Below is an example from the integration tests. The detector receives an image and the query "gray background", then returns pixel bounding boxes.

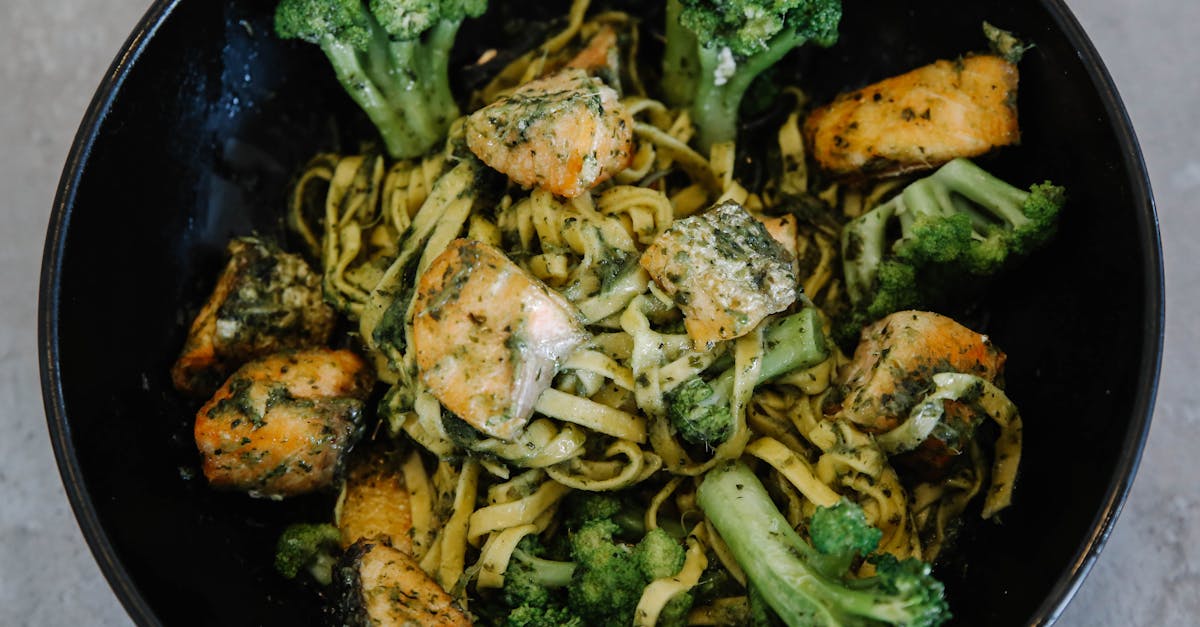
[1,0,1193,624]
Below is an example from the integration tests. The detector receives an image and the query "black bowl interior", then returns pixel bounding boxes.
[41,0,1162,625]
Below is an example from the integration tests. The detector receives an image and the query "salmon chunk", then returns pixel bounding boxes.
[466,68,634,198]
[836,310,1006,434]
[413,239,589,440]
[565,25,619,74]
[337,448,414,553]
[640,202,797,348]
[805,55,1020,179]
[756,213,800,276]
[172,237,334,397]
[193,348,373,498]
[338,540,471,627]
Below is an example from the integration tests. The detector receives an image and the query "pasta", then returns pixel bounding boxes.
[189,1,1033,624]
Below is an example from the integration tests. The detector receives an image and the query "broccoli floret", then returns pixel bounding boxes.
[565,491,623,523]
[274,523,341,585]
[274,0,485,158]
[662,0,842,151]
[667,306,829,447]
[697,461,950,626]
[634,528,687,580]
[503,544,576,606]
[634,528,694,627]
[561,490,646,539]
[567,520,652,627]
[504,605,585,627]
[808,499,883,577]
[490,535,580,625]
[500,514,692,626]
[838,157,1065,346]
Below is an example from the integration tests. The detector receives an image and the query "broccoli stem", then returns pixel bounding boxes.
[691,28,809,152]
[708,306,829,402]
[511,549,576,587]
[927,158,1032,229]
[668,307,829,446]
[841,203,895,305]
[661,0,699,108]
[381,18,463,152]
[422,20,465,132]
[838,157,1065,344]
[275,0,473,160]
[699,462,937,626]
[697,461,850,624]
[382,40,444,151]
[320,39,417,159]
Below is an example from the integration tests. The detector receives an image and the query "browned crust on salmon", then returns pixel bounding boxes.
[347,541,472,627]
[805,55,1020,180]
[193,348,373,498]
[466,69,633,198]
[837,310,1006,433]
[338,449,414,553]
[172,237,334,397]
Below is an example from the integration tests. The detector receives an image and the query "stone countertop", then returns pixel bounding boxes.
[1,0,1194,624]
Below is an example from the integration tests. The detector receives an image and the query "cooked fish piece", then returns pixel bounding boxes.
[805,55,1020,179]
[466,68,634,198]
[336,540,471,627]
[565,25,619,74]
[756,213,800,277]
[193,348,373,498]
[836,310,1006,434]
[640,201,797,349]
[172,237,334,397]
[338,448,413,553]
[413,239,589,440]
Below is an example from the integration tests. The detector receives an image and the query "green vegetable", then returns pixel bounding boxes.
[662,0,842,151]
[561,490,646,539]
[274,523,342,585]
[698,461,950,626]
[982,21,1033,64]
[838,157,1065,346]
[274,0,486,158]
[667,306,830,447]
[567,520,648,626]
[494,516,691,627]
[487,535,576,626]
[503,604,585,627]
[633,528,687,580]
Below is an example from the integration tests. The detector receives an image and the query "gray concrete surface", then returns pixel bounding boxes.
[0,0,1193,625]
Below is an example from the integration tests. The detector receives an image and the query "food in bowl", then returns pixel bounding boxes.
[56,0,1123,619]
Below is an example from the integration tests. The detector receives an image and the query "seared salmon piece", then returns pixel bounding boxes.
[805,55,1020,179]
[756,213,800,277]
[836,310,1006,434]
[413,239,588,440]
[640,202,797,349]
[565,25,619,74]
[193,348,373,498]
[172,237,334,397]
[337,540,471,627]
[338,448,413,553]
[466,68,634,198]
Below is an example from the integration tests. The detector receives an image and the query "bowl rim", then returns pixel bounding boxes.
[39,0,183,624]
[38,0,1164,625]
[1022,1,1163,624]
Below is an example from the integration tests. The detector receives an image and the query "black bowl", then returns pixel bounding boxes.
[40,0,1162,625]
